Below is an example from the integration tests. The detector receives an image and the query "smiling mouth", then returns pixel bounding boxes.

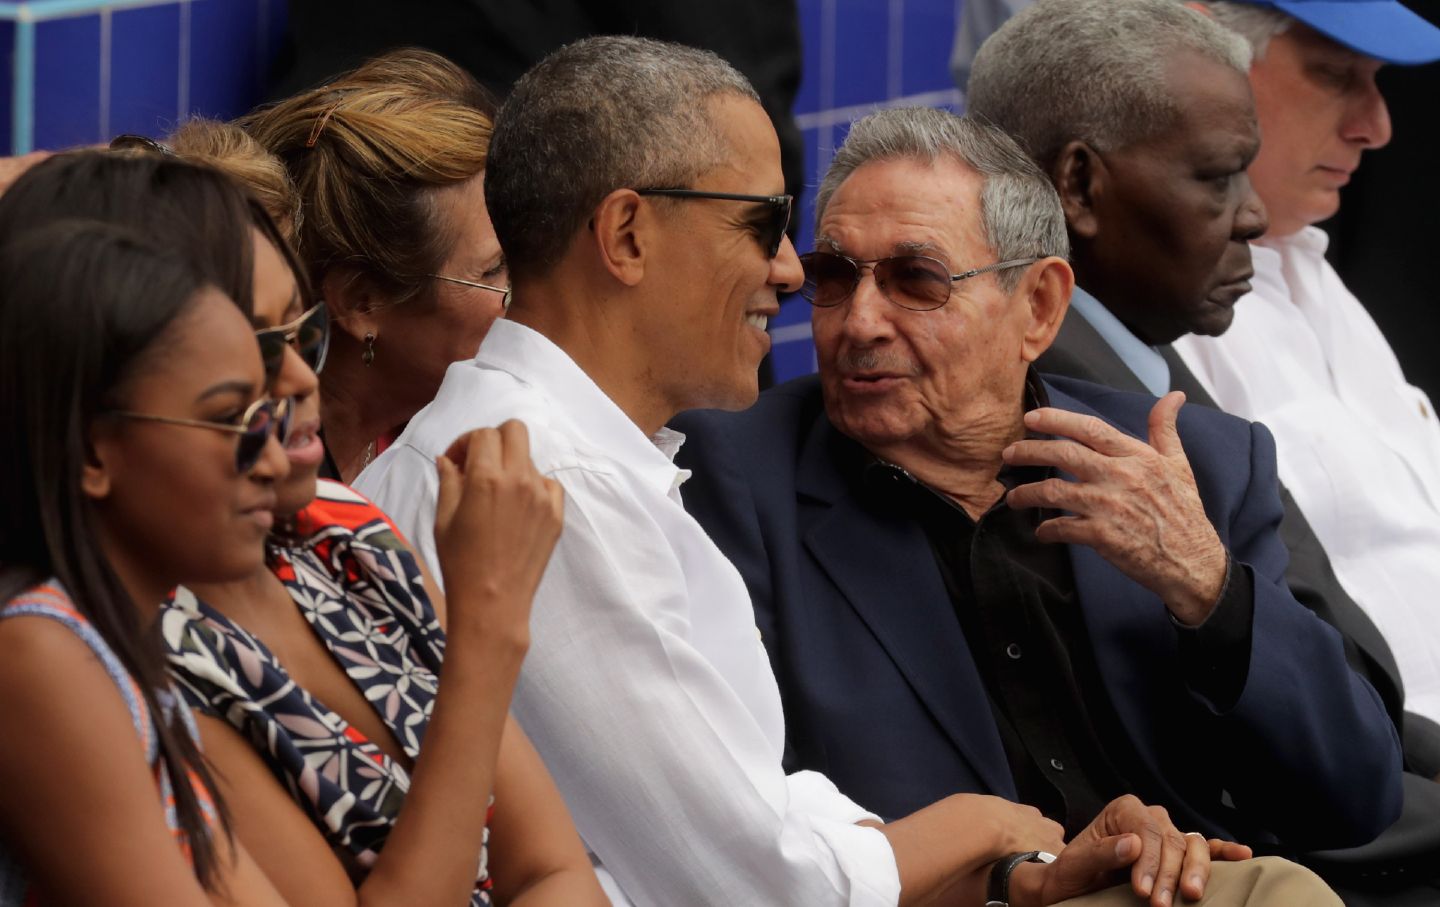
[285,419,321,451]
[746,313,769,331]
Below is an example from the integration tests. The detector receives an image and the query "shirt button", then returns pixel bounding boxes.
[1050,758,1065,772]
[1006,643,1023,660]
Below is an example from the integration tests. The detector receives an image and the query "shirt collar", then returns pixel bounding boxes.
[474,318,689,496]
[860,368,1053,501]
[1067,285,1171,397]
[1260,225,1329,258]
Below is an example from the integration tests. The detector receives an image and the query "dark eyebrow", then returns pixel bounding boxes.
[197,379,256,403]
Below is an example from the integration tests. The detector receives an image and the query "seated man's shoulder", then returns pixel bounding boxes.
[1044,374,1250,442]
[673,374,825,458]
[385,362,590,475]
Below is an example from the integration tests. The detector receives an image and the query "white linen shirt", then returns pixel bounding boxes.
[354,319,900,907]
[1174,227,1440,723]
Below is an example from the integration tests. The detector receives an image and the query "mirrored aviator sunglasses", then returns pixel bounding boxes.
[114,396,293,474]
[256,303,330,386]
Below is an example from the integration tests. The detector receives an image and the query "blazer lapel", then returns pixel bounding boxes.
[1046,384,1193,806]
[797,420,1017,798]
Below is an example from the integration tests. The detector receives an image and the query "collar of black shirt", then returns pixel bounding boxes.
[858,367,1056,521]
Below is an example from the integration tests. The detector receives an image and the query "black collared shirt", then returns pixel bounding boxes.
[857,374,1254,835]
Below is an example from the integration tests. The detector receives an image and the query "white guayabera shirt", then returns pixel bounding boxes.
[355,318,900,907]
[1175,226,1440,724]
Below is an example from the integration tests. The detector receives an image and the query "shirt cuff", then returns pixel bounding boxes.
[1171,555,1254,711]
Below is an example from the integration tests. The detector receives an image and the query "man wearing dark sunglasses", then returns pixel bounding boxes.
[674,102,1398,904]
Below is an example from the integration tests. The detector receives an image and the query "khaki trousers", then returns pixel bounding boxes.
[1056,857,1341,906]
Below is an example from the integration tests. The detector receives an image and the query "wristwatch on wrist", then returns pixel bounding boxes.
[984,850,1057,907]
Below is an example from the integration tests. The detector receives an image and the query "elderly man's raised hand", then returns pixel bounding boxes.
[1001,392,1229,625]
[1009,795,1252,907]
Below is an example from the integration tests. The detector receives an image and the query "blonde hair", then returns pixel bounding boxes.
[243,48,496,310]
[166,118,303,243]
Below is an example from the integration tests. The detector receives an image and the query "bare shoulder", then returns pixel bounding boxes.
[0,610,149,763]
[0,610,125,704]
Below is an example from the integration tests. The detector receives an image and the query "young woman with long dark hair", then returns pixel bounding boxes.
[0,217,293,905]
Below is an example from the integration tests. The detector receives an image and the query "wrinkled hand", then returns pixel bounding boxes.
[433,421,564,636]
[1002,391,1228,625]
[1016,795,1252,907]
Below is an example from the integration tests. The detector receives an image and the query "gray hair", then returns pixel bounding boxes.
[966,0,1251,172]
[485,35,761,278]
[1192,1,1292,58]
[815,107,1068,292]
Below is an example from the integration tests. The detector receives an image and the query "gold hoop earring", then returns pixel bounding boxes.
[362,332,376,367]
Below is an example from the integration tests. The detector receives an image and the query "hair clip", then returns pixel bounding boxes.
[305,101,345,148]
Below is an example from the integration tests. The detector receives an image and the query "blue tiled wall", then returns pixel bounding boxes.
[2,0,285,153]
[779,0,963,381]
[4,0,961,379]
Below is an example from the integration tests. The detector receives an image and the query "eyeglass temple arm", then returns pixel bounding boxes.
[427,274,508,294]
[951,257,1043,281]
[111,412,249,434]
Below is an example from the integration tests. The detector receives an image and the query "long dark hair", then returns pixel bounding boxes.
[0,220,233,886]
[0,150,311,318]
[0,151,313,888]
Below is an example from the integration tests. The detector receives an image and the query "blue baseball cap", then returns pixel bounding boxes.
[1236,0,1440,64]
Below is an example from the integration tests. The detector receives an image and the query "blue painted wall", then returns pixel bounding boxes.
[782,0,963,381]
[4,0,962,379]
[2,0,286,153]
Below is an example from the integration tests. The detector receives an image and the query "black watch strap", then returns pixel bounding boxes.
[985,850,1042,907]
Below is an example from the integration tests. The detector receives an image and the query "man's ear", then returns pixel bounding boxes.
[1019,256,1076,363]
[1051,140,1106,241]
[589,188,650,288]
[1184,1,1213,17]
[321,267,383,342]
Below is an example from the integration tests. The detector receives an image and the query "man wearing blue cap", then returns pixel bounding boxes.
[1173,0,1440,761]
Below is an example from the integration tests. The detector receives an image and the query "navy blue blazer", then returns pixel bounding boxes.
[673,373,1402,852]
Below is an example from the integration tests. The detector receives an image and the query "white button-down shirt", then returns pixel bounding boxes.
[354,319,900,907]
[1174,227,1440,723]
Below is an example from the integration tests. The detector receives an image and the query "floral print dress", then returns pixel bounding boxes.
[161,480,492,904]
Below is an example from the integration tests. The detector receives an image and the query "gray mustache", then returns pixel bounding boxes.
[837,349,920,376]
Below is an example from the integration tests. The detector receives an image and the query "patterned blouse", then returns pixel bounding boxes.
[160,480,492,904]
[0,581,212,906]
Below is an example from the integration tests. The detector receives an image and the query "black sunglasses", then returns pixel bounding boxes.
[256,303,330,386]
[800,251,1041,312]
[636,188,793,258]
[113,396,293,474]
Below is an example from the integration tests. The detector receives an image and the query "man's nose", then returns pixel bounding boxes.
[1343,74,1393,151]
[771,234,804,294]
[1234,175,1269,242]
[837,265,900,343]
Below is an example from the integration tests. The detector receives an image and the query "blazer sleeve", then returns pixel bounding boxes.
[1210,419,1403,849]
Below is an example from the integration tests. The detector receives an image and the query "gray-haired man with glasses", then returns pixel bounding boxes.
[676,104,1399,903]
